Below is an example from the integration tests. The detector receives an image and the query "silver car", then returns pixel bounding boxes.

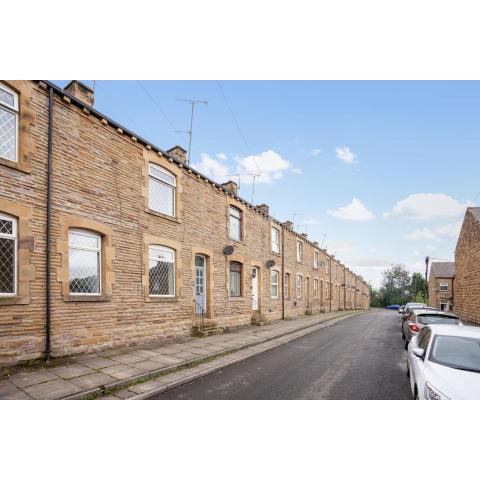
[402,309,462,349]
[401,302,427,320]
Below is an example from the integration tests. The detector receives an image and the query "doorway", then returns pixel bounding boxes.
[195,255,207,314]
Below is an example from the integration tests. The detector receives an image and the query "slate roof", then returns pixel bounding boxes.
[468,207,480,222]
[430,261,455,278]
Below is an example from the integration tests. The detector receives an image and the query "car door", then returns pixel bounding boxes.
[410,328,431,398]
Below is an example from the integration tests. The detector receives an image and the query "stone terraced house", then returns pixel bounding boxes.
[427,261,455,312]
[0,80,370,366]
[454,207,480,324]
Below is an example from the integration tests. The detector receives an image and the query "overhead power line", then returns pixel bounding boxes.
[136,80,177,131]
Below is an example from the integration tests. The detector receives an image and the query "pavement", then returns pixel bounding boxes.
[150,309,412,400]
[0,309,363,400]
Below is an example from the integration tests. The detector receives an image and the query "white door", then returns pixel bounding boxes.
[251,267,259,310]
[195,255,207,314]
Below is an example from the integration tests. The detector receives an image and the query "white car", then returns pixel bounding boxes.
[407,324,480,399]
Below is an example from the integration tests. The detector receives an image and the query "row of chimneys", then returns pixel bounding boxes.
[64,81,311,241]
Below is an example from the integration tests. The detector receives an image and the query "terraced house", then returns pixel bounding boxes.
[0,80,370,366]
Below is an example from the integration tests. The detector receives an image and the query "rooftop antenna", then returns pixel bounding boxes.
[321,233,327,249]
[176,98,208,165]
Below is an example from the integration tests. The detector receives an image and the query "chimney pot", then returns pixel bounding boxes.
[301,233,308,239]
[167,145,187,164]
[283,220,294,230]
[221,180,238,195]
[64,80,94,107]
[256,204,269,216]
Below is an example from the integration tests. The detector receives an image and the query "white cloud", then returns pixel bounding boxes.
[350,257,390,268]
[191,153,232,182]
[435,220,462,238]
[327,240,354,254]
[311,148,322,157]
[327,198,375,221]
[413,249,420,256]
[409,261,426,273]
[404,228,439,241]
[236,150,296,184]
[193,150,301,185]
[426,245,436,251]
[335,146,358,164]
[384,193,471,220]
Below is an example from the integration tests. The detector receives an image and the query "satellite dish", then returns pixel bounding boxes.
[266,259,275,268]
[223,245,234,255]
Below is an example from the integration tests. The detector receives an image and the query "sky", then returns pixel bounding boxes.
[53,80,480,288]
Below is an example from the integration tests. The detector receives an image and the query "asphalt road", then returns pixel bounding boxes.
[150,309,412,400]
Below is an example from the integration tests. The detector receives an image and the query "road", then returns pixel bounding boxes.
[150,309,412,400]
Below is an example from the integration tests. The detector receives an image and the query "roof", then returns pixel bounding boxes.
[468,207,480,222]
[426,324,480,337]
[430,261,455,278]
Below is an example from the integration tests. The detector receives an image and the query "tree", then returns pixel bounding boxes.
[410,272,427,303]
[380,264,411,305]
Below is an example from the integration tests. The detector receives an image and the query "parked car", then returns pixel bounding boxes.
[402,310,462,349]
[402,302,427,320]
[386,304,401,310]
[407,324,480,399]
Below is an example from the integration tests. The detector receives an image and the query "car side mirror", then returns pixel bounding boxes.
[413,348,425,359]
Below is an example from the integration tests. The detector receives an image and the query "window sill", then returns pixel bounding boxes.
[228,296,244,301]
[229,238,244,245]
[146,296,180,303]
[0,295,30,306]
[0,156,30,173]
[145,208,181,224]
[63,294,112,302]
[271,251,281,257]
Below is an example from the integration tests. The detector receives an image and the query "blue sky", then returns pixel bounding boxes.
[53,80,480,287]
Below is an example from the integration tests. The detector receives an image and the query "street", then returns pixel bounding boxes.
[150,309,411,400]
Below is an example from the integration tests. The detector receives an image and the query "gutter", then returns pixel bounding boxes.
[45,86,53,362]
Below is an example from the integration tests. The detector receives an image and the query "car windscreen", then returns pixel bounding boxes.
[430,335,480,373]
[417,315,459,325]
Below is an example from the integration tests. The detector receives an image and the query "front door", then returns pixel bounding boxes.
[251,267,259,310]
[195,255,207,314]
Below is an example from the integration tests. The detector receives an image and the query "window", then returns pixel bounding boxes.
[313,250,319,269]
[271,270,279,298]
[326,259,329,274]
[0,83,19,162]
[69,229,101,295]
[229,261,242,297]
[296,274,302,298]
[439,283,448,292]
[314,278,318,299]
[149,245,175,297]
[148,163,176,217]
[271,227,280,253]
[284,273,290,299]
[296,240,303,262]
[229,206,242,241]
[0,213,17,295]
[326,282,329,300]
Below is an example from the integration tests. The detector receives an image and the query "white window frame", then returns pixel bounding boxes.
[296,274,303,299]
[229,206,242,242]
[313,250,319,269]
[439,282,448,292]
[148,163,176,217]
[229,261,242,297]
[296,240,303,262]
[271,270,279,299]
[326,282,330,300]
[0,83,19,163]
[313,278,318,299]
[284,273,290,299]
[271,227,280,253]
[68,229,102,296]
[149,245,176,297]
[326,258,329,274]
[0,213,17,296]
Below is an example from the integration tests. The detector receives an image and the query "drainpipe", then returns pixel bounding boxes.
[45,86,53,362]
[329,258,332,312]
[281,227,285,319]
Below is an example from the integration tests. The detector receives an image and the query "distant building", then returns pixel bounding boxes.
[454,207,480,324]
[428,262,455,312]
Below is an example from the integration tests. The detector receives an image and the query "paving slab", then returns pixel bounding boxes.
[133,360,168,372]
[49,364,95,380]
[9,370,59,388]
[24,379,82,400]
[70,372,116,389]
[76,357,118,369]
[100,365,143,380]
[109,353,146,365]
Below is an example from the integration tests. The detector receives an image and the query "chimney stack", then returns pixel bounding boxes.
[64,80,94,107]
[167,145,187,164]
[313,241,319,248]
[221,180,238,196]
[283,220,294,230]
[301,233,308,240]
[256,204,269,216]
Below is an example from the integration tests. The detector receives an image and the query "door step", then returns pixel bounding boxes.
[192,324,225,337]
